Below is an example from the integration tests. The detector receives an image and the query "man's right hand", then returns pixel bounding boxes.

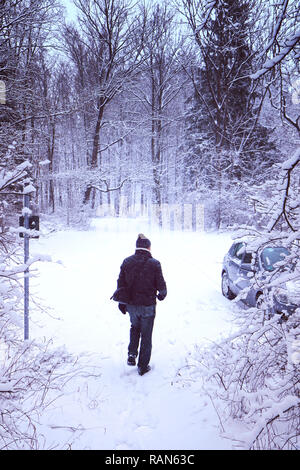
[157,291,166,301]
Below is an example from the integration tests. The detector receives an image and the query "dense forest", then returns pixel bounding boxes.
[0,0,299,230]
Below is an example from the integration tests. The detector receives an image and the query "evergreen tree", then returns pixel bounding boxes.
[183,0,277,192]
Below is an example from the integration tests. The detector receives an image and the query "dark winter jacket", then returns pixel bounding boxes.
[117,249,167,306]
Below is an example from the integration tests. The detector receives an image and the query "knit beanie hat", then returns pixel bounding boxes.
[136,233,151,249]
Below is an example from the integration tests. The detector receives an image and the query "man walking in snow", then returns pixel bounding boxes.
[116,234,167,376]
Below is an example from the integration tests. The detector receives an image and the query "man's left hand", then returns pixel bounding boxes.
[118,303,127,314]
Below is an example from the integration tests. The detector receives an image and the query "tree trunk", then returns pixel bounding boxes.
[83,103,105,205]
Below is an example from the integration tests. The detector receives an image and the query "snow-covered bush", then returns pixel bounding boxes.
[181,149,300,449]
[0,164,96,449]
[0,338,74,449]
[0,225,102,449]
[185,306,299,449]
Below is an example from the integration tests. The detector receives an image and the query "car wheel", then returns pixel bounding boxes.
[221,271,236,300]
[256,294,271,319]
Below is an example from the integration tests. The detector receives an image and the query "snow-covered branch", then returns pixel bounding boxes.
[251,26,300,80]
[0,161,31,194]
[87,178,128,194]
[267,147,300,232]
[183,306,300,449]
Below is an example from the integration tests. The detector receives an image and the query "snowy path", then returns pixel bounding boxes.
[32,218,236,450]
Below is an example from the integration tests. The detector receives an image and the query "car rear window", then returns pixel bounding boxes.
[261,247,290,271]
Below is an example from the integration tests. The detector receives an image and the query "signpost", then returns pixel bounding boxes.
[23,193,30,340]
[19,188,39,341]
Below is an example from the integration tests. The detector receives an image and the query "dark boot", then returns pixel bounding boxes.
[127,354,136,366]
[138,365,151,376]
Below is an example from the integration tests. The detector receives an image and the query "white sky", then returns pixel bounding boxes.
[61,0,78,22]
[61,0,166,23]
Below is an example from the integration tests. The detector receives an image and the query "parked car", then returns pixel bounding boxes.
[221,241,299,319]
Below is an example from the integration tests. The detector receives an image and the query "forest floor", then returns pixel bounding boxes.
[30,217,242,450]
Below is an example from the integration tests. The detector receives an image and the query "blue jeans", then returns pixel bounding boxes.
[127,305,155,369]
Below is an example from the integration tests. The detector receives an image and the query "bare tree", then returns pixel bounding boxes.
[132,3,187,224]
[0,0,62,161]
[64,0,146,205]
[0,0,63,224]
[177,0,278,229]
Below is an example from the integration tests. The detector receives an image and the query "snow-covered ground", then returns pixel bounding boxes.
[30,217,239,450]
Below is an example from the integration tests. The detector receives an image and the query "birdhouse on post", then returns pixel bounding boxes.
[19,215,40,238]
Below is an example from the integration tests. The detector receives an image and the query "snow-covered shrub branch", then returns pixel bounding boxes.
[0,339,75,449]
[184,306,299,449]
[0,232,101,449]
[180,149,300,449]
[267,148,300,233]
[0,164,102,449]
